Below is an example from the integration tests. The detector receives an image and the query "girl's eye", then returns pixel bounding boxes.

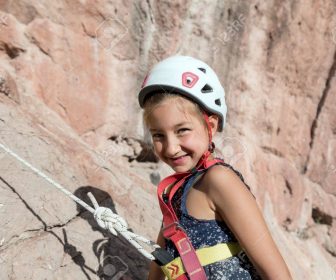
[177,128,190,134]
[151,133,163,140]
[151,128,190,140]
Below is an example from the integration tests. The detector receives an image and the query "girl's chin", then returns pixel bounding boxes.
[172,166,189,173]
[171,163,195,173]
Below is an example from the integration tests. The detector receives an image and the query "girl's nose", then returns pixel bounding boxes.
[164,135,181,157]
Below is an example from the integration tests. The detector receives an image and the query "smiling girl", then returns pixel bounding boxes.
[138,56,292,280]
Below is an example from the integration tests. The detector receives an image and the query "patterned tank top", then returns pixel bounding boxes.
[165,162,262,279]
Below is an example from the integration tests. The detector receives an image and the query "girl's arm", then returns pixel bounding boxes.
[148,228,166,280]
[206,165,292,280]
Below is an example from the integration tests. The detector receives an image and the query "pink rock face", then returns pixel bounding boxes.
[0,1,335,279]
[24,18,110,135]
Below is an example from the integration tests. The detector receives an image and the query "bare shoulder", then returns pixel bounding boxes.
[202,164,255,215]
[203,165,252,196]
[203,164,241,183]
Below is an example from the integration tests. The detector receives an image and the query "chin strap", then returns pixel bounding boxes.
[203,111,215,152]
[189,111,215,173]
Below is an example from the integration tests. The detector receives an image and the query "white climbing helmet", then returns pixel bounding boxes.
[138,55,227,131]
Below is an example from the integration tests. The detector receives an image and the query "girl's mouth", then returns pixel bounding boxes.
[170,154,189,166]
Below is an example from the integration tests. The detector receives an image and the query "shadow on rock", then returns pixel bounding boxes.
[74,186,150,280]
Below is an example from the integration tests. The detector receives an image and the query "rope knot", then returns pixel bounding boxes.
[93,206,128,236]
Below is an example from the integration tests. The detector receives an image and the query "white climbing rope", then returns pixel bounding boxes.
[0,141,158,261]
[87,193,159,260]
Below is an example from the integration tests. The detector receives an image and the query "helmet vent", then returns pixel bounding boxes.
[198,67,206,73]
[215,98,221,106]
[201,84,213,93]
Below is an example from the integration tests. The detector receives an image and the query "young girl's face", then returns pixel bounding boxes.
[148,97,211,173]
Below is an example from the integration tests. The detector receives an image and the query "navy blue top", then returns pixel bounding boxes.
[165,163,262,279]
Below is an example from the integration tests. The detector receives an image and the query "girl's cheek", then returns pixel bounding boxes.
[184,133,207,149]
[183,134,199,146]
[153,142,162,154]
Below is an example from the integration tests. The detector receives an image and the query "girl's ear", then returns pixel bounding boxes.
[208,115,219,136]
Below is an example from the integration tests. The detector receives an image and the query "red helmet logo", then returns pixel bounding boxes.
[182,72,199,88]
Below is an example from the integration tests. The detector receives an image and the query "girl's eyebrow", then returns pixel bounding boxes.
[149,122,192,132]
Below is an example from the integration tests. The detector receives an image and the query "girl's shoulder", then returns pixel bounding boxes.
[201,164,257,230]
[201,164,253,203]
[203,163,241,186]
[202,160,250,187]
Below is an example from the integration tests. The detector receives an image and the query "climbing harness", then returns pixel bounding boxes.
[157,156,244,280]
[161,243,241,280]
[157,152,241,280]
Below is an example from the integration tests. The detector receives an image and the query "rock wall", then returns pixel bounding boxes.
[0,0,335,279]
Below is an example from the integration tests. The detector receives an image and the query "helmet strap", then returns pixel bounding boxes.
[188,111,216,173]
[202,112,215,153]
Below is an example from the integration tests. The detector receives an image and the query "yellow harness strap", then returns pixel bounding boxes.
[161,242,242,280]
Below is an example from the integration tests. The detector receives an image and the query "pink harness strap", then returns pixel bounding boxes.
[158,153,224,280]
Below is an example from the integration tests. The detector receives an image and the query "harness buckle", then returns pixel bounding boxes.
[162,222,183,239]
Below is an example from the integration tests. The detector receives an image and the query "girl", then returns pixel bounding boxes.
[138,56,292,280]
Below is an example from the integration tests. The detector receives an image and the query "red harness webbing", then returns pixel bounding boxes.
[158,152,224,280]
